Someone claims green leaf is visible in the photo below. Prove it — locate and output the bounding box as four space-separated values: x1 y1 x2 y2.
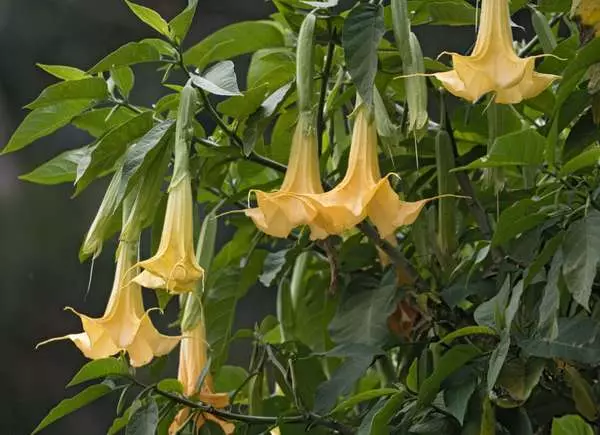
36 63 87 80
184 21 285 69
551 415 594 435
73 107 136 138
125 1 170 37
191 61 242 96
331 388 400 414
458 129 546 169
518 316 600 364
444 374 476 425
564 366 599 421
2 100 91 154
75 111 154 193
555 38 600 109
438 326 497 346
342 2 385 107
156 378 184 394
27 78 108 109
67 357 129 387
562 210 600 310
329 275 397 347
89 41 161 74
125 398 159 435
314 344 383 414
560 147 600 176
538 250 562 337
20 147 89 185
214 366 249 396
492 197 552 247
31 384 113 434
418 344 481 406
169 0 198 43
111 66 135 99
217 84 270 118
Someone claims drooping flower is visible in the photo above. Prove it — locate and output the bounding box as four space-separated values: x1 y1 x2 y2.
305 106 431 240
39 241 180 367
433 0 559 104
169 321 234 435
245 113 324 238
577 0 600 36
135 174 204 293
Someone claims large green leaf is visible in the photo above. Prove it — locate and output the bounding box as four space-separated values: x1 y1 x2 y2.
20 147 89 185
342 2 385 107
551 415 594 435
67 358 129 387
89 41 161 73
562 211 600 310
418 344 481 406
560 146 600 176
32 384 114 434
314 344 383 414
2 100 91 154
518 316 600 364
184 21 285 69
75 111 154 193
191 61 242 96
492 197 553 247
36 63 88 81
26 78 108 109
125 398 158 435
72 107 136 138
329 274 397 347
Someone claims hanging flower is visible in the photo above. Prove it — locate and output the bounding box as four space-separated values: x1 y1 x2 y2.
433 0 559 104
245 113 324 238
306 106 431 240
169 321 234 435
38 241 180 367
135 174 204 293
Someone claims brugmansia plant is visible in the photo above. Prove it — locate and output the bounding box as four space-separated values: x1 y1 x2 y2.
7 0 600 433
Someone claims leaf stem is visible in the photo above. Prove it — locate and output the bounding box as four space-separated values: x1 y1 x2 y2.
317 22 336 156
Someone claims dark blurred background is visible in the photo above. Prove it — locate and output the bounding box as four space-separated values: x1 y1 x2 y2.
0 1 532 433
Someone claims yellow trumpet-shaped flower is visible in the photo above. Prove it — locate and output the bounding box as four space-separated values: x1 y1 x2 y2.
306 106 431 240
245 113 324 238
433 0 559 104
39 241 180 367
135 174 204 293
577 0 600 35
169 322 234 435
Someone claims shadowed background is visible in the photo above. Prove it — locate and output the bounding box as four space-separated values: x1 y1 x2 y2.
0 2 530 434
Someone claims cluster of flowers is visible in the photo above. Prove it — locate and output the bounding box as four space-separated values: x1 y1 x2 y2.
38 0 557 433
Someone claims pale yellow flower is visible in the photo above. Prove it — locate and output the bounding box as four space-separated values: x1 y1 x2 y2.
577 0 600 35
245 113 324 238
169 322 234 435
135 174 204 294
39 241 180 367
434 0 559 103
306 106 430 240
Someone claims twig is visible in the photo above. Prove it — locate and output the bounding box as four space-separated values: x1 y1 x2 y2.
129 378 354 434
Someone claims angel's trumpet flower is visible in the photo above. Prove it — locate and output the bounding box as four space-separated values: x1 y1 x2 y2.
39 241 180 367
169 321 234 435
433 0 559 104
245 113 324 238
134 174 204 293
306 106 431 240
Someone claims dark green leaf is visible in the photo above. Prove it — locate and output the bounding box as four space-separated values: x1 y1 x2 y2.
562 210 600 309
331 388 400 414
418 344 481 406
492 197 552 247
560 146 600 176
20 147 89 185
67 357 129 387
2 100 91 154
329 276 397 347
342 3 385 107
564 366 599 421
125 398 159 435
31 384 113 434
